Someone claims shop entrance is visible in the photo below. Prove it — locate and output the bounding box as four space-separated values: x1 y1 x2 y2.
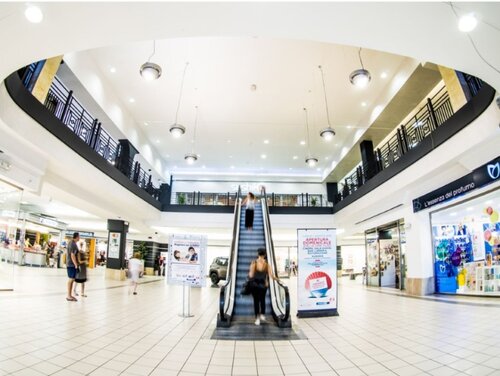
365 220 406 290
0 180 23 291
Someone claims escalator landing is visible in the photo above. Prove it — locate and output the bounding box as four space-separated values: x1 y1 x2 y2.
211 316 306 341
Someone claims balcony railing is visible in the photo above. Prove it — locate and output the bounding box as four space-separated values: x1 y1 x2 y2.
335 76 483 204
173 192 332 208
18 62 160 201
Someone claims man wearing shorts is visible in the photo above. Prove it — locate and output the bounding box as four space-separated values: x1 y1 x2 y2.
66 232 80 301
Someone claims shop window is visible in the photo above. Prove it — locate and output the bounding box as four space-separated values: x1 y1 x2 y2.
431 189 500 295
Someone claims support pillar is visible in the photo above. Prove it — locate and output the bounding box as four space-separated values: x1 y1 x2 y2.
404 207 435 295
437 65 468 112
31 56 64 103
105 219 129 280
359 140 377 180
115 140 139 178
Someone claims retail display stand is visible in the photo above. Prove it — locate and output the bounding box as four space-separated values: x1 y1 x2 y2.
179 282 194 318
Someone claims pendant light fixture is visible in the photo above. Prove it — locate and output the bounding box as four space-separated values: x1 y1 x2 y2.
140 40 162 81
349 48 371 88
318 65 336 141
184 106 199 164
169 62 189 138
303 108 318 167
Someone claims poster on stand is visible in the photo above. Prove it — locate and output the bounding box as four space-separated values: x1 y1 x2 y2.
297 228 338 318
167 234 207 287
108 232 121 259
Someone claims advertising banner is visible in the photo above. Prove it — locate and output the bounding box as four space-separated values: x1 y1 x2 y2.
297 228 338 317
167 234 207 287
108 232 121 259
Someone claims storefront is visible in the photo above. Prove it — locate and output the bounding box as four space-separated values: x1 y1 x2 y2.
365 220 406 289
413 156 500 296
0 179 23 291
430 189 499 295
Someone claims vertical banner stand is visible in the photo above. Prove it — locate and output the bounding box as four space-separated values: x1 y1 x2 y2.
179 282 194 318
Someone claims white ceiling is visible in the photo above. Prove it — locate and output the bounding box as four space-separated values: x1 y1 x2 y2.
77 38 413 177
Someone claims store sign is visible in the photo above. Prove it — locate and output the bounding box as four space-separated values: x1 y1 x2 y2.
167 234 207 287
413 156 500 213
297 228 338 317
39 217 58 228
108 232 121 259
65 231 94 238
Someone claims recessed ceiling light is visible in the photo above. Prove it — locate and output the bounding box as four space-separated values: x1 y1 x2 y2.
380 72 387 79
144 122 149 126
202 165 206 169
347 125 352 129
110 67 117 74
316 168 321 172
300 141 306 145
229 155 233 159
129 98 135 103
25 5 43 23
458 13 478 32
361 102 367 107
293 156 298 160
227 139 231 143
174 165 178 169
466 207 474 211
165 154 170 158
450 212 457 217
289 168 293 170
230 165 235 169
20 201 28 205
324 156 329 160
155 140 160 144
261 154 267 159
335 143 339 147
264 140 269 144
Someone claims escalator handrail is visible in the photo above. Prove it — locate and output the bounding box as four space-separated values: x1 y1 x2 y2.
219 190 242 321
260 190 290 323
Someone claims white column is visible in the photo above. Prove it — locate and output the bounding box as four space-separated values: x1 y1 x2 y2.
404 207 435 295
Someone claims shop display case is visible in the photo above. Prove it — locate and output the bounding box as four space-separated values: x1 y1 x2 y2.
476 265 500 293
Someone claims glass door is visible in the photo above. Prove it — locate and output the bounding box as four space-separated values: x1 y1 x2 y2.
365 230 379 286
0 180 23 291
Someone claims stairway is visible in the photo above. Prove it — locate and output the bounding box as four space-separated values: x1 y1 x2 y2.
233 204 272 317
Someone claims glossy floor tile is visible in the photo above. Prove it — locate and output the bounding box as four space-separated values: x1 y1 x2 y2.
0 267 499 375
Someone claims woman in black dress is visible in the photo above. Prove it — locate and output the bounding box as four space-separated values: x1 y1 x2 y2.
242 192 256 231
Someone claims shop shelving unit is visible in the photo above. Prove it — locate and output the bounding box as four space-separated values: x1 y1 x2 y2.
476 265 500 293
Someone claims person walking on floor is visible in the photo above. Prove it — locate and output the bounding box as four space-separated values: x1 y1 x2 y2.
242 192 256 231
73 246 88 297
248 248 279 326
66 232 80 302
128 252 144 295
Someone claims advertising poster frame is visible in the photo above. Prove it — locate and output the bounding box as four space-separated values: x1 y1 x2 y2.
297 228 339 318
108 232 121 259
167 234 207 288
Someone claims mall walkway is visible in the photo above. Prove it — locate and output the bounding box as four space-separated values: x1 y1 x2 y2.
0 269 499 376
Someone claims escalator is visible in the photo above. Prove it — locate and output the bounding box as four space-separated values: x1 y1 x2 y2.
217 190 290 330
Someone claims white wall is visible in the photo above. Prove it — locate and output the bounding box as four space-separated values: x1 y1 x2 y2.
172 179 326 196
341 245 365 273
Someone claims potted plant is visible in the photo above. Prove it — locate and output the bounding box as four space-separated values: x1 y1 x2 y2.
136 242 149 260
178 193 186 205
311 197 318 207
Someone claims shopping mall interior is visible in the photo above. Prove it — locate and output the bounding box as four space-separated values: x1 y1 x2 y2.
0 2 500 376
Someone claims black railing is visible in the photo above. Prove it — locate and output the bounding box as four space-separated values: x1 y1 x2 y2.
19 62 160 200
173 191 332 207
336 77 482 203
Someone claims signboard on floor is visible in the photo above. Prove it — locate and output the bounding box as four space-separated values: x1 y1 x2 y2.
167 234 207 287
108 232 121 259
297 228 339 317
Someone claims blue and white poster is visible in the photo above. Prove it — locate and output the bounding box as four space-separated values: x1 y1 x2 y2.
167 234 207 287
297 228 338 317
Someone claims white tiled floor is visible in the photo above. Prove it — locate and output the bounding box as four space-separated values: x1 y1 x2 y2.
1 267 500 375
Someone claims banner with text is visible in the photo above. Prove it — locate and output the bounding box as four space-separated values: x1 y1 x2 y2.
297 228 338 317
167 234 207 287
